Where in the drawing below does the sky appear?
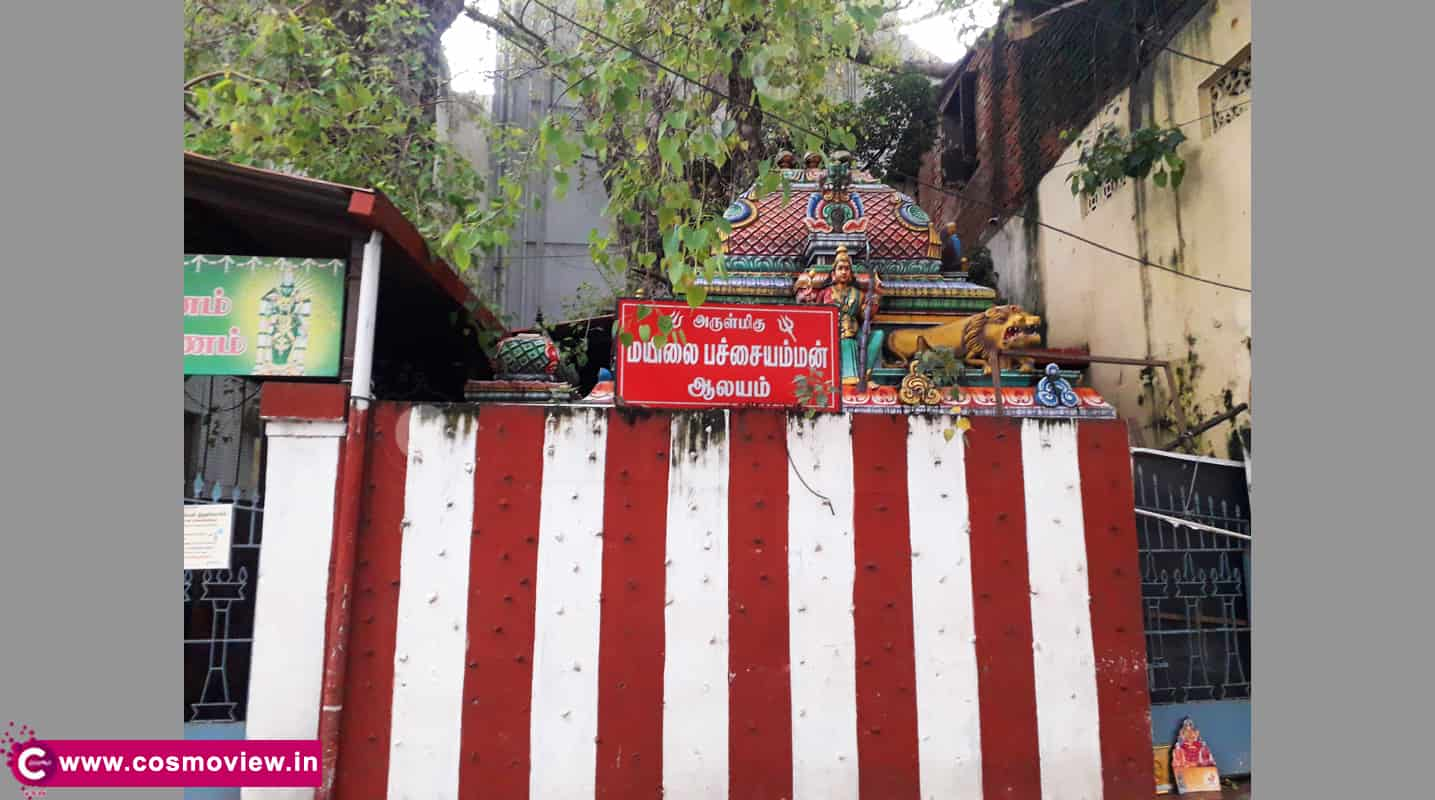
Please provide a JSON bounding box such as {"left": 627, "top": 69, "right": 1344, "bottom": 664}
{"left": 441, "top": 0, "right": 1004, "bottom": 97}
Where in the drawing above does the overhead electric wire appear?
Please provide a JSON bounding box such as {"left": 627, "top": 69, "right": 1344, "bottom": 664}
{"left": 527, "top": 0, "right": 1251, "bottom": 294}
{"left": 1026, "top": 0, "right": 1228, "bottom": 70}
{"left": 1051, "top": 99, "right": 1251, "bottom": 169}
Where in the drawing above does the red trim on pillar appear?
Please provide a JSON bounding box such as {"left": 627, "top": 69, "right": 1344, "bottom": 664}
{"left": 1078, "top": 421, "right": 1153, "bottom": 798}
{"left": 259, "top": 382, "right": 348, "bottom": 421}
{"left": 965, "top": 417, "right": 1042, "bottom": 799}
{"left": 459, "top": 406, "right": 548, "bottom": 799}
{"left": 330, "top": 403, "right": 406, "bottom": 798}
{"left": 594, "top": 410, "right": 671, "bottom": 799}
{"left": 851, "top": 414, "right": 922, "bottom": 799}
{"left": 727, "top": 411, "right": 794, "bottom": 800}
{"left": 346, "top": 190, "right": 503, "bottom": 333}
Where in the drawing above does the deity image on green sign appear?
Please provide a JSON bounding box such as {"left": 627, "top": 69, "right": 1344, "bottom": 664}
{"left": 184, "top": 255, "right": 344, "bottom": 378}
{"left": 255, "top": 265, "right": 314, "bottom": 376}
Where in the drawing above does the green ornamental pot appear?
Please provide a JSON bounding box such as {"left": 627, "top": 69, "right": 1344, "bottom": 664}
{"left": 495, "top": 331, "right": 559, "bottom": 379}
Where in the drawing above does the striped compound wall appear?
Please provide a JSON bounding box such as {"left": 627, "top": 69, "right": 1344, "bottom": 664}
{"left": 325, "top": 404, "right": 1150, "bottom": 800}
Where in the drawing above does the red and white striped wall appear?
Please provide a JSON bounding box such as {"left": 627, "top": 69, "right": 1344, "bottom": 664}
{"left": 255, "top": 403, "right": 1151, "bottom": 800}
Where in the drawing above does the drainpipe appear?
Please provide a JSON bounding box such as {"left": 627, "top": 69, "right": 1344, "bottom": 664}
{"left": 316, "top": 229, "right": 382, "bottom": 800}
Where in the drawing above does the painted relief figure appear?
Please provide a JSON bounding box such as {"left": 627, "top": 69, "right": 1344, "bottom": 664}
{"left": 255, "top": 265, "right": 312, "bottom": 376}
{"left": 1171, "top": 717, "right": 1221, "bottom": 794}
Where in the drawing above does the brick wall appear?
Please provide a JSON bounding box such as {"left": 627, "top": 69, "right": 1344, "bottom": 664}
{"left": 917, "top": 0, "right": 1203, "bottom": 248}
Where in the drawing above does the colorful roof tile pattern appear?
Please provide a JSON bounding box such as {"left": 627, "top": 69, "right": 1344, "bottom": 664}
{"left": 721, "top": 179, "right": 939, "bottom": 260}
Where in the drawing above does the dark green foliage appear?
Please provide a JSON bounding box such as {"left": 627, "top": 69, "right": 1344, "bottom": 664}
{"left": 1062, "top": 122, "right": 1187, "bottom": 196}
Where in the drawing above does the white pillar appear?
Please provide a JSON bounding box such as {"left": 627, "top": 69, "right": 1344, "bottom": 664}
{"left": 243, "top": 418, "right": 345, "bottom": 800}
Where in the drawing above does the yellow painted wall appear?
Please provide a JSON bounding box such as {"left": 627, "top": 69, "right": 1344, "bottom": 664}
{"left": 988, "top": 0, "right": 1251, "bottom": 455}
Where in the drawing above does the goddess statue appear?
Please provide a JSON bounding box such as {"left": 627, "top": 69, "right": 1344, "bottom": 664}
{"left": 794, "top": 245, "right": 884, "bottom": 385}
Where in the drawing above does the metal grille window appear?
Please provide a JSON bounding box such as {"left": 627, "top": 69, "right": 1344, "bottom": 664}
{"left": 184, "top": 479, "right": 264, "bottom": 723}
{"left": 1134, "top": 454, "right": 1252, "bottom": 705}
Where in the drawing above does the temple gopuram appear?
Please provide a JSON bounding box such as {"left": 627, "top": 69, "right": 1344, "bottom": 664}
{"left": 697, "top": 149, "right": 1115, "bottom": 417}
{"left": 475, "top": 150, "right": 1116, "bottom": 419}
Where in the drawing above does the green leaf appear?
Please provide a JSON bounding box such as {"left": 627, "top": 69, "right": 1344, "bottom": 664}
{"left": 556, "top": 137, "right": 582, "bottom": 165}
{"left": 1152, "top": 170, "right": 1168, "bottom": 187}
{"left": 663, "top": 226, "right": 683, "bottom": 259}
{"left": 638, "top": 323, "right": 652, "bottom": 341}
{"left": 657, "top": 314, "right": 673, "bottom": 334}
{"left": 459, "top": 227, "right": 484, "bottom": 254}
{"left": 683, "top": 227, "right": 710, "bottom": 253}
{"left": 611, "top": 86, "right": 633, "bottom": 112}
{"left": 637, "top": 304, "right": 652, "bottom": 320}
{"left": 619, "top": 331, "right": 634, "bottom": 347}
{"left": 685, "top": 284, "right": 708, "bottom": 308}
{"left": 658, "top": 136, "right": 682, "bottom": 170}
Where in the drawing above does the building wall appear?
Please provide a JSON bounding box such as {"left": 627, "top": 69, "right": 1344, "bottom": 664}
{"left": 283, "top": 403, "right": 1155, "bottom": 799}
{"left": 985, "top": 1, "right": 1251, "bottom": 453}
{"left": 915, "top": 0, "right": 1183, "bottom": 248}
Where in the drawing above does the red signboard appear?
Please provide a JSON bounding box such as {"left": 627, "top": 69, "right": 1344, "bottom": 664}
{"left": 615, "top": 298, "right": 841, "bottom": 411}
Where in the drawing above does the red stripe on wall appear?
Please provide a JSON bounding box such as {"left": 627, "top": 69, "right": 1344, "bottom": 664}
{"left": 459, "top": 406, "right": 548, "bottom": 799}
{"left": 331, "top": 402, "right": 406, "bottom": 798}
{"left": 1077, "top": 421, "right": 1153, "bottom": 799}
{"left": 851, "top": 415, "right": 922, "bottom": 799}
{"left": 965, "top": 417, "right": 1043, "bottom": 799}
{"left": 727, "top": 410, "right": 794, "bottom": 800}
{"left": 595, "top": 410, "right": 672, "bottom": 799}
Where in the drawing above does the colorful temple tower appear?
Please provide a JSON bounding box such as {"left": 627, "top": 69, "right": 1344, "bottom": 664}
{"left": 700, "top": 150, "right": 1116, "bottom": 417}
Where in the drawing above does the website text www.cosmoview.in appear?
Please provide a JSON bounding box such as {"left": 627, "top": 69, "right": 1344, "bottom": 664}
{"left": 6, "top": 738, "right": 321, "bottom": 790}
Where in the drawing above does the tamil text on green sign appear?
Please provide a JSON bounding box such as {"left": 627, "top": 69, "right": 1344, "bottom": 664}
{"left": 184, "top": 255, "right": 346, "bottom": 377}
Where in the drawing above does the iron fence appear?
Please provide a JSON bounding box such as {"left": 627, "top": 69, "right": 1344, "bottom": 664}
{"left": 183, "top": 477, "right": 264, "bottom": 723}
{"left": 1135, "top": 459, "right": 1252, "bottom": 705}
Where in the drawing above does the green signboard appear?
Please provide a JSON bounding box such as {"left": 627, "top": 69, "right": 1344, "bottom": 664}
{"left": 184, "top": 255, "right": 347, "bottom": 377}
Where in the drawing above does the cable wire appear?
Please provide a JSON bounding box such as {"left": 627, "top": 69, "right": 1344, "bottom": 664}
{"left": 1026, "top": 0, "right": 1228, "bottom": 69}
{"left": 527, "top": 0, "right": 1250, "bottom": 294}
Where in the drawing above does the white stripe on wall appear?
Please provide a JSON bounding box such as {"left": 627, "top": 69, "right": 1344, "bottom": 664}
{"left": 244, "top": 420, "right": 344, "bottom": 800}
{"left": 386, "top": 408, "right": 478, "bottom": 800}
{"left": 786, "top": 413, "right": 859, "bottom": 800}
{"left": 663, "top": 412, "right": 731, "bottom": 799}
{"left": 528, "top": 408, "right": 608, "bottom": 799}
{"left": 906, "top": 417, "right": 984, "bottom": 800}
{"left": 1020, "top": 420, "right": 1103, "bottom": 800}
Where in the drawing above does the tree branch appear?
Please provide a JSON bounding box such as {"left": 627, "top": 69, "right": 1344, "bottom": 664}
{"left": 183, "top": 69, "right": 275, "bottom": 90}
{"left": 849, "top": 45, "right": 953, "bottom": 79}
{"left": 463, "top": 4, "right": 548, "bottom": 55}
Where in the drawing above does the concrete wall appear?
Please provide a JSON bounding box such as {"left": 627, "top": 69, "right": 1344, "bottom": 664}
{"left": 308, "top": 404, "right": 1154, "bottom": 799}
{"left": 987, "top": 0, "right": 1251, "bottom": 453}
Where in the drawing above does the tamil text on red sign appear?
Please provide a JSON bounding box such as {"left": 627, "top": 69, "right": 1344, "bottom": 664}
{"left": 615, "top": 299, "right": 840, "bottom": 411}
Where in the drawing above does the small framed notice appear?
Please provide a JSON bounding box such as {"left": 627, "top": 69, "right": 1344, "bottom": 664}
{"left": 184, "top": 504, "right": 236, "bottom": 571}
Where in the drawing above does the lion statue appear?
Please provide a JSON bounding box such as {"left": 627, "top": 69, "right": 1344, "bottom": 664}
{"left": 962, "top": 305, "right": 1043, "bottom": 374}
{"left": 885, "top": 304, "right": 1043, "bottom": 375}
